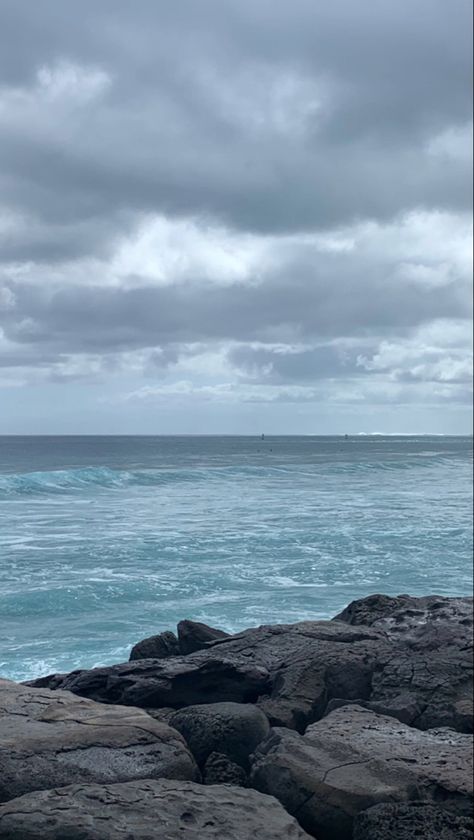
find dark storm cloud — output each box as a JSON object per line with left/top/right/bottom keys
{"left": 1, "top": 250, "right": 469, "bottom": 358}
{"left": 0, "top": 0, "right": 472, "bottom": 253}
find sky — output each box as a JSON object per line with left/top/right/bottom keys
{"left": 0, "top": 0, "right": 472, "bottom": 435}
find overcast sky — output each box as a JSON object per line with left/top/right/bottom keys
{"left": 0, "top": 0, "right": 472, "bottom": 434}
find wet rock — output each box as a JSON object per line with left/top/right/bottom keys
{"left": 203, "top": 752, "right": 248, "bottom": 786}
{"left": 353, "top": 802, "right": 474, "bottom": 840}
{"left": 0, "top": 679, "right": 198, "bottom": 803}
{"left": 129, "top": 630, "right": 179, "bottom": 660}
{"left": 250, "top": 705, "right": 473, "bottom": 840}
{"left": 0, "top": 778, "right": 313, "bottom": 840}
{"left": 177, "top": 619, "right": 230, "bottom": 654}
{"left": 170, "top": 701, "right": 270, "bottom": 768}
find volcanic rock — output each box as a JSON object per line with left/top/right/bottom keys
{"left": 250, "top": 705, "right": 473, "bottom": 840}
{"left": 334, "top": 593, "right": 473, "bottom": 646}
{"left": 129, "top": 630, "right": 179, "bottom": 660}
{"left": 27, "top": 621, "right": 390, "bottom": 732}
{"left": 170, "top": 701, "right": 270, "bottom": 768}
{"left": 27, "top": 656, "right": 271, "bottom": 708}
{"left": 203, "top": 752, "right": 248, "bottom": 786}
{"left": 353, "top": 802, "right": 474, "bottom": 840}
{"left": 0, "top": 679, "right": 198, "bottom": 803}
{"left": 177, "top": 619, "right": 230, "bottom": 654}
{"left": 0, "top": 778, "right": 313, "bottom": 840}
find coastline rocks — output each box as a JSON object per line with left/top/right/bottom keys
{"left": 7, "top": 595, "right": 474, "bottom": 839}
{"left": 170, "top": 702, "right": 270, "bottom": 768}
{"left": 26, "top": 606, "right": 473, "bottom": 735}
{"left": 369, "top": 646, "right": 473, "bottom": 732}
{"left": 332, "top": 594, "right": 474, "bottom": 732}
{"left": 28, "top": 657, "right": 270, "bottom": 708}
{"left": 27, "top": 621, "right": 390, "bottom": 732}
{"left": 129, "top": 630, "right": 179, "bottom": 661}
{"left": 203, "top": 752, "right": 248, "bottom": 786}
{"left": 250, "top": 705, "right": 473, "bottom": 840}
{"left": 334, "top": 593, "right": 473, "bottom": 645}
{"left": 0, "top": 679, "right": 198, "bottom": 803}
{"left": 0, "top": 778, "right": 313, "bottom": 840}
{"left": 177, "top": 619, "right": 230, "bottom": 654}
{"left": 128, "top": 621, "right": 229, "bottom": 662}
{"left": 353, "top": 802, "right": 474, "bottom": 840}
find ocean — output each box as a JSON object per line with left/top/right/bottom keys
{"left": 0, "top": 435, "right": 472, "bottom": 682}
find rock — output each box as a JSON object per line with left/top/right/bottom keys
{"left": 170, "top": 701, "right": 270, "bottom": 768}
{"left": 369, "top": 646, "right": 473, "bottom": 732}
{"left": 250, "top": 705, "right": 473, "bottom": 840}
{"left": 0, "top": 778, "right": 313, "bottom": 840}
{"left": 27, "top": 656, "right": 271, "bottom": 708}
{"left": 334, "top": 593, "right": 473, "bottom": 647}
{"left": 177, "top": 619, "right": 230, "bottom": 654}
{"left": 27, "top": 621, "right": 389, "bottom": 732}
{"left": 333, "top": 595, "right": 474, "bottom": 732}
{"left": 26, "top": 603, "right": 472, "bottom": 734}
{"left": 203, "top": 752, "right": 248, "bottom": 786}
{"left": 144, "top": 706, "right": 176, "bottom": 725}
{"left": 0, "top": 679, "right": 198, "bottom": 803}
{"left": 353, "top": 802, "right": 474, "bottom": 840}
{"left": 129, "top": 630, "right": 179, "bottom": 660}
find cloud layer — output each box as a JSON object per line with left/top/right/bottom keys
{"left": 0, "top": 0, "right": 472, "bottom": 432}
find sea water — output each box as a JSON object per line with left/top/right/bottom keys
{"left": 0, "top": 435, "right": 472, "bottom": 682}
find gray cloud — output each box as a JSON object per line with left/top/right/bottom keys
{"left": 0, "top": 0, "right": 472, "bottom": 244}
{"left": 0, "top": 0, "right": 472, "bottom": 431}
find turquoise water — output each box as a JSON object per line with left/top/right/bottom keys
{"left": 0, "top": 435, "right": 472, "bottom": 682}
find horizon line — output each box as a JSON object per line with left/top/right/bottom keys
{"left": 0, "top": 433, "right": 471, "bottom": 439}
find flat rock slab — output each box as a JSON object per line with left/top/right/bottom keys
{"left": 29, "top": 655, "right": 271, "bottom": 709}
{"left": 0, "top": 779, "right": 313, "bottom": 840}
{"left": 0, "top": 679, "right": 198, "bottom": 803}
{"left": 353, "top": 802, "right": 474, "bottom": 840}
{"left": 251, "top": 705, "right": 473, "bottom": 840}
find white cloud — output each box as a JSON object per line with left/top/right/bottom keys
{"left": 110, "top": 215, "right": 269, "bottom": 287}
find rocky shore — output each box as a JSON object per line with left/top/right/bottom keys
{"left": 0, "top": 593, "right": 472, "bottom": 839}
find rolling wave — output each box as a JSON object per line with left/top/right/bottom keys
{"left": 0, "top": 452, "right": 463, "bottom": 498}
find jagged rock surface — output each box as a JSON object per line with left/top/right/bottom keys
{"left": 0, "top": 679, "right": 198, "bottom": 803}
{"left": 353, "top": 802, "right": 474, "bottom": 840}
{"left": 0, "top": 779, "right": 313, "bottom": 840}
{"left": 203, "top": 752, "right": 248, "bottom": 786}
{"left": 170, "top": 701, "right": 270, "bottom": 768}
{"left": 17, "top": 595, "right": 474, "bottom": 838}
{"left": 129, "top": 630, "right": 180, "bottom": 661}
{"left": 28, "top": 656, "right": 271, "bottom": 709}
{"left": 250, "top": 705, "right": 473, "bottom": 840}
{"left": 334, "top": 593, "right": 473, "bottom": 645}
{"left": 333, "top": 593, "right": 474, "bottom": 732}
{"left": 29, "top": 621, "right": 391, "bottom": 732}
{"left": 177, "top": 619, "right": 230, "bottom": 654}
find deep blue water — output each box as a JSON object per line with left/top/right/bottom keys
{"left": 0, "top": 435, "right": 472, "bottom": 682}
